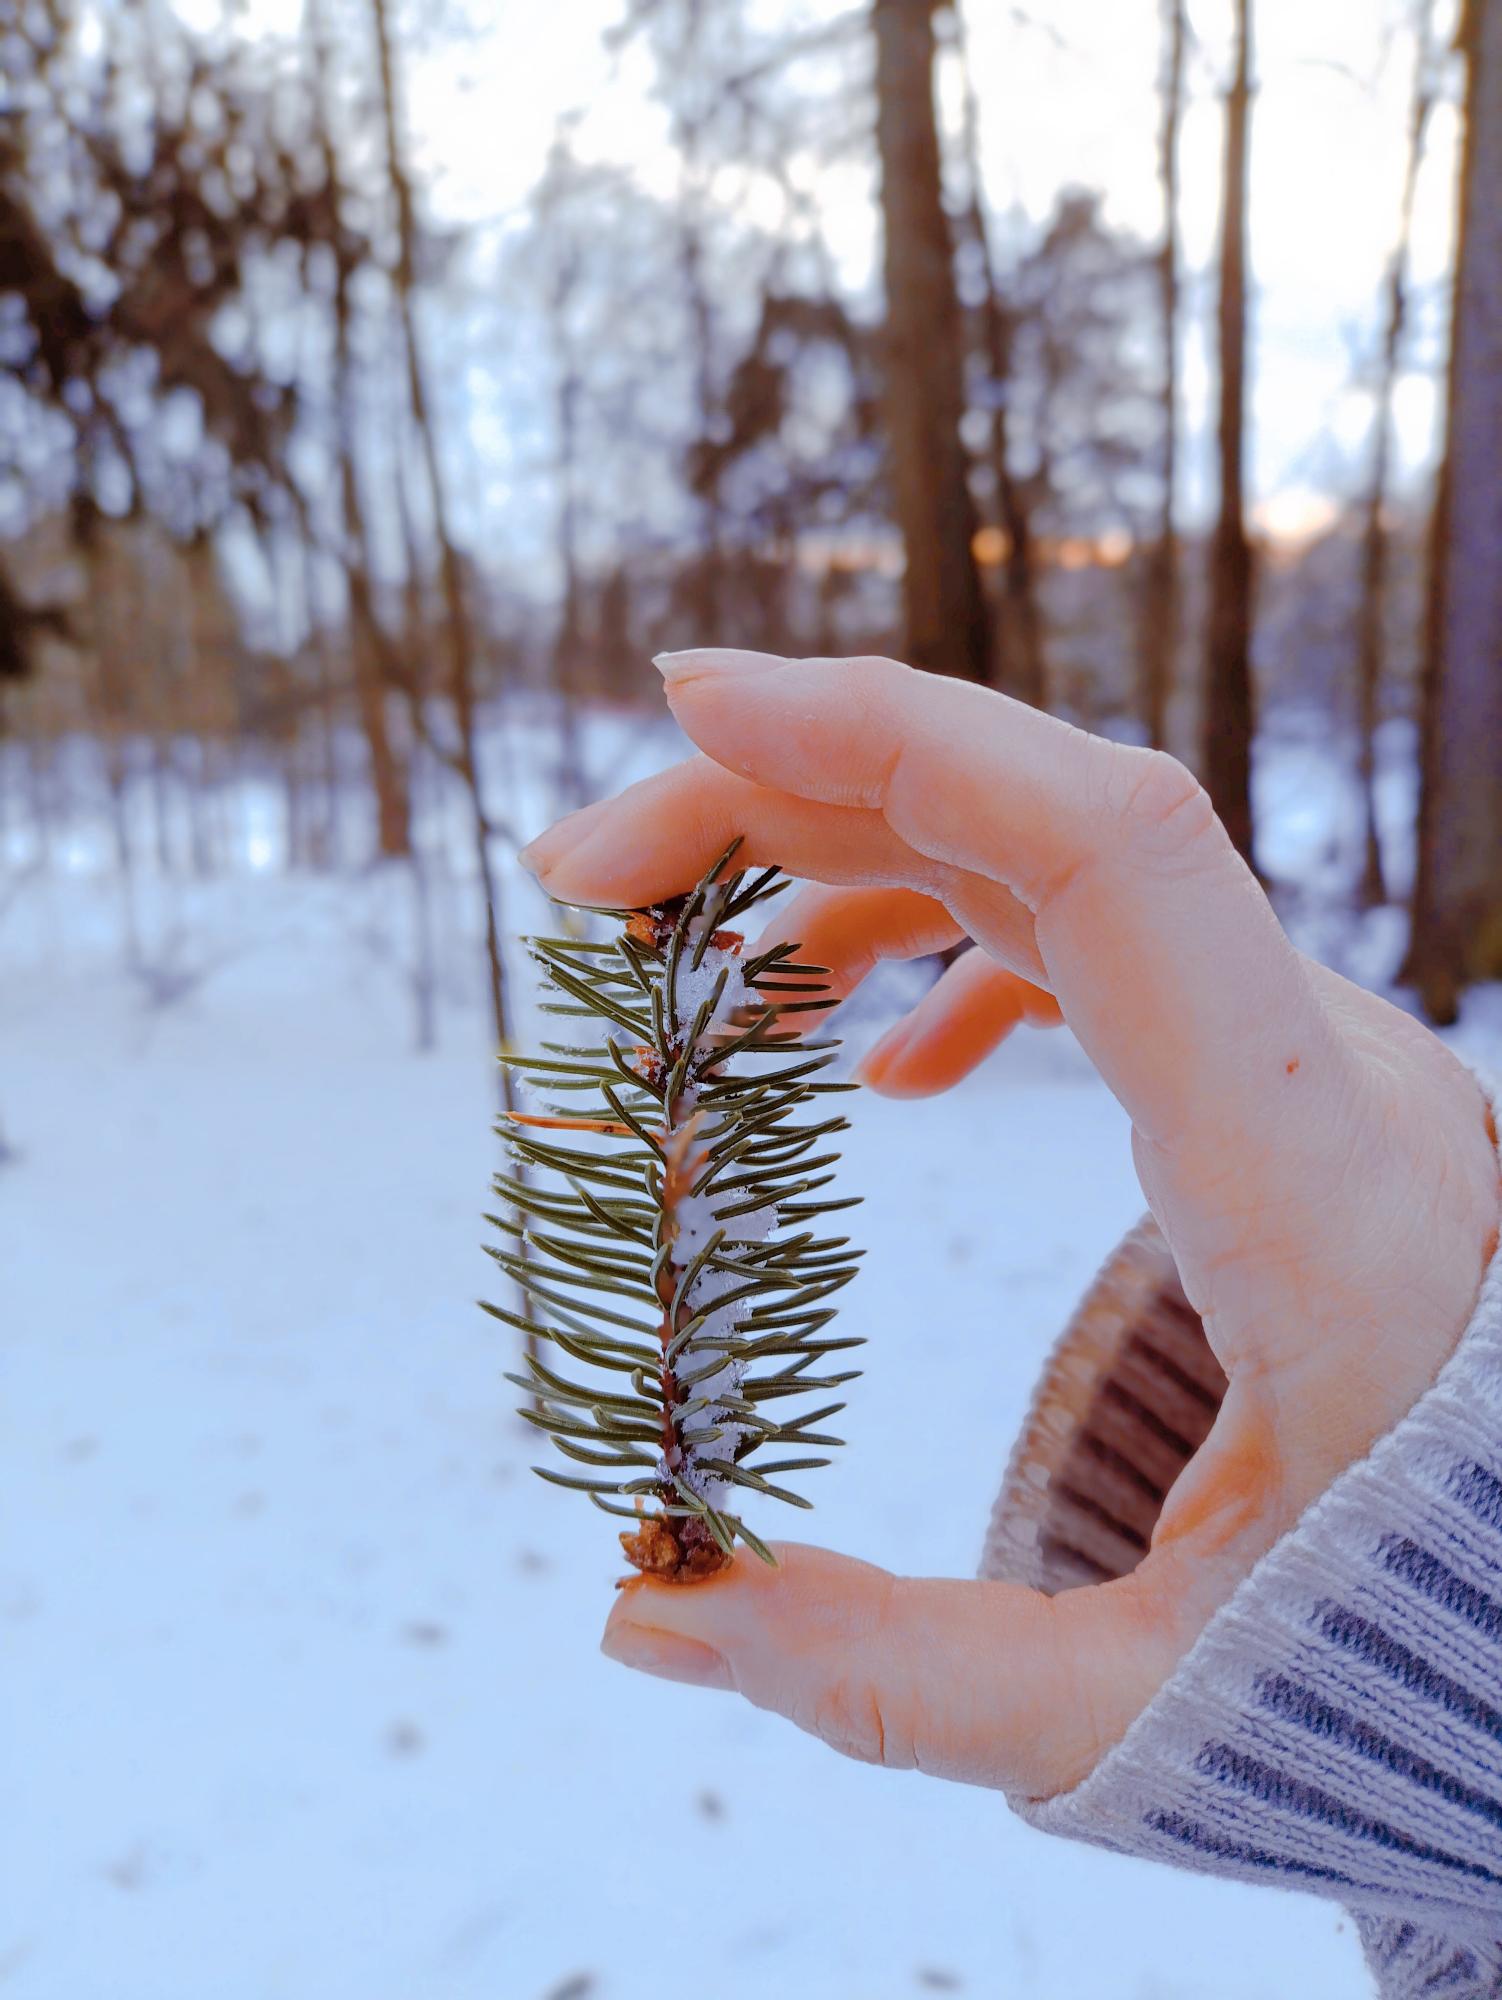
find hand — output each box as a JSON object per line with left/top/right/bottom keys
{"left": 519, "top": 649, "right": 1501, "bottom": 1800}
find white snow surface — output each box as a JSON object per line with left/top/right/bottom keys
{"left": 4, "top": 712, "right": 1496, "bottom": 2000}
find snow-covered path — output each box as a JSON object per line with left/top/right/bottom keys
{"left": 0, "top": 855, "right": 1381, "bottom": 2000}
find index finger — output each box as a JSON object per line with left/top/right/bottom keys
{"left": 524, "top": 651, "right": 1338, "bottom": 1151}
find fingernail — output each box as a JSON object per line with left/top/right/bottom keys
{"left": 519, "top": 801, "right": 606, "bottom": 879}
{"left": 652, "top": 648, "right": 788, "bottom": 685}
{"left": 857, "top": 1019, "right": 914, "bottom": 1088}
{"left": 601, "top": 1623, "right": 735, "bottom": 1690}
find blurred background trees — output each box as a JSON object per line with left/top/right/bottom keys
{"left": 1202, "top": 0, "right": 1255, "bottom": 865}
{"left": 2, "top": 0, "right": 1498, "bottom": 1025}
{"left": 1406, "top": 0, "right": 1502, "bottom": 1021}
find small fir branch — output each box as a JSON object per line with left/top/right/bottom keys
{"left": 487, "top": 839, "right": 864, "bottom": 1584}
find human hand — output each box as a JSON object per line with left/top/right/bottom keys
{"left": 519, "top": 649, "right": 1500, "bottom": 1800}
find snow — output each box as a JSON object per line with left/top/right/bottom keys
{"left": 3, "top": 713, "right": 1496, "bottom": 2000}
{"left": 671, "top": 1187, "right": 776, "bottom": 1261}
{"left": 656, "top": 925, "right": 789, "bottom": 1508}
{"left": 670, "top": 1262, "right": 754, "bottom": 1451}
{"left": 670, "top": 939, "right": 749, "bottom": 1040}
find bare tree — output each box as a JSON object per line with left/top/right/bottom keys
{"left": 1353, "top": 0, "right": 1438, "bottom": 908}
{"left": 870, "top": 0, "right": 990, "bottom": 682}
{"left": 1202, "top": 0, "right": 1256, "bottom": 864}
{"left": 547, "top": 238, "right": 588, "bottom": 793}
{"left": 1406, "top": 0, "right": 1502, "bottom": 1020}
{"left": 530, "top": 136, "right": 607, "bottom": 803}
{"left": 675, "top": 118, "right": 729, "bottom": 639}
{"left": 369, "top": 0, "right": 514, "bottom": 1069}
{"left": 951, "top": 3, "right": 1046, "bottom": 706}
{"left": 307, "top": 0, "right": 413, "bottom": 862}
{"left": 1140, "top": 0, "right": 1186, "bottom": 752}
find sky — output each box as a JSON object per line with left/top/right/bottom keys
{"left": 421, "top": 0, "right": 1464, "bottom": 541}
{"left": 189, "top": 0, "right": 1467, "bottom": 550}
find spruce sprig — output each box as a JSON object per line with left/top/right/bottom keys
{"left": 487, "top": 839, "right": 864, "bottom": 1583}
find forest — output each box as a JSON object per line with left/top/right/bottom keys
{"left": 4, "top": 0, "right": 1500, "bottom": 1046}
{"left": 4, "top": 5, "right": 1501, "bottom": 1997}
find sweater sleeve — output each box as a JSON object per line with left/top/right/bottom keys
{"left": 979, "top": 1070, "right": 1502, "bottom": 1999}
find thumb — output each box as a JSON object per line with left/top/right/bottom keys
{"left": 600, "top": 1542, "right": 1186, "bottom": 1796}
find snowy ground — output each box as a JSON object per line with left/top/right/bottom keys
{"left": 3, "top": 711, "right": 1497, "bottom": 2000}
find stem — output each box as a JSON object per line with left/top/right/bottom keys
{"left": 654, "top": 1074, "right": 701, "bottom": 1489}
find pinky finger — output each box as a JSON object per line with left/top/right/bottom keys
{"left": 857, "top": 950, "right": 1063, "bottom": 1098}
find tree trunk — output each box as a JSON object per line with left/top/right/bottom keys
{"left": 297, "top": 525, "right": 344, "bottom": 870}
{"left": 550, "top": 255, "right": 587, "bottom": 807}
{"left": 952, "top": 3, "right": 1046, "bottom": 706}
{"left": 370, "top": 0, "right": 515, "bottom": 1078}
{"left": 871, "top": 0, "right": 991, "bottom": 683}
{"left": 1354, "top": 0, "right": 1436, "bottom": 910}
{"left": 350, "top": 620, "right": 411, "bottom": 860}
{"left": 1405, "top": 0, "right": 1502, "bottom": 1021}
{"left": 679, "top": 205, "right": 727, "bottom": 640}
{"left": 282, "top": 734, "right": 308, "bottom": 871}
{"left": 1140, "top": 0, "right": 1185, "bottom": 753}
{"left": 308, "top": 0, "right": 411, "bottom": 863}
{"left": 186, "top": 733, "right": 214, "bottom": 879}
{"left": 77, "top": 512, "right": 144, "bottom": 967}
{"left": 1202, "top": 0, "right": 1256, "bottom": 865}
{"left": 21, "top": 716, "right": 56, "bottom": 868}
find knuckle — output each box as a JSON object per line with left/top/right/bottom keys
{"left": 808, "top": 1673, "right": 894, "bottom": 1766}
{"left": 1107, "top": 748, "right": 1219, "bottom": 861}
{"left": 836, "top": 653, "right": 905, "bottom": 698}
{"left": 799, "top": 1572, "right": 918, "bottom": 1770}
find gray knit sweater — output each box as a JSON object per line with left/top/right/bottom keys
{"left": 979, "top": 1072, "right": 1502, "bottom": 1999}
